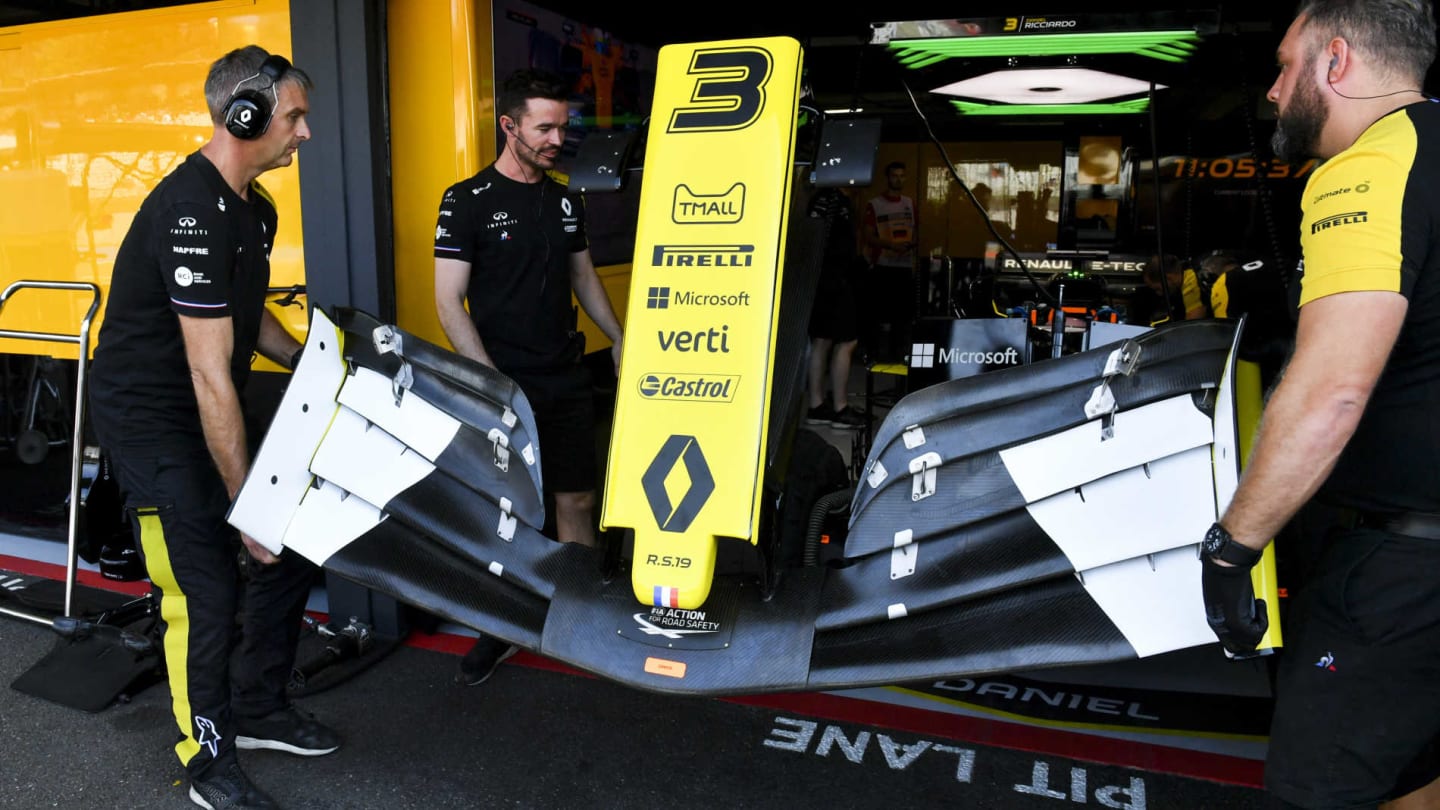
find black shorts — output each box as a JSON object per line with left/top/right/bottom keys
{"left": 808, "top": 273, "right": 859, "bottom": 342}
{"left": 1265, "top": 526, "right": 1440, "bottom": 808}
{"left": 508, "top": 364, "right": 597, "bottom": 495}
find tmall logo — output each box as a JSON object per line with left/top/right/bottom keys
{"left": 646, "top": 286, "right": 751, "bottom": 309}
{"left": 637, "top": 373, "right": 738, "bottom": 403}
{"left": 652, "top": 244, "right": 754, "bottom": 268}
{"left": 910, "top": 344, "right": 1021, "bottom": 368}
{"left": 642, "top": 435, "right": 715, "bottom": 533}
{"left": 672, "top": 183, "right": 746, "bottom": 224}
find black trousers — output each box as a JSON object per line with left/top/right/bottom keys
{"left": 105, "top": 440, "right": 316, "bottom": 779}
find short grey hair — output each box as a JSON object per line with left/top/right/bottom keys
{"left": 203, "top": 45, "right": 313, "bottom": 125}
{"left": 1295, "top": 0, "right": 1437, "bottom": 84}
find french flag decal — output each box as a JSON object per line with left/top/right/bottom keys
{"left": 653, "top": 586, "right": 680, "bottom": 607}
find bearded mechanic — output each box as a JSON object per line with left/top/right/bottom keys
{"left": 1197, "top": 1, "right": 1440, "bottom": 807}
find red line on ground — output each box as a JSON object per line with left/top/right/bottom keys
{"left": 1, "top": 554, "right": 152, "bottom": 598}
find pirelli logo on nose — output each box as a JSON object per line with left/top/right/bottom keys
{"left": 652, "top": 244, "right": 754, "bottom": 267}
{"left": 641, "top": 435, "right": 715, "bottom": 533}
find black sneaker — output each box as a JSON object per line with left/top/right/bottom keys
{"left": 804, "top": 404, "right": 834, "bottom": 425}
{"left": 830, "top": 406, "right": 865, "bottom": 430}
{"left": 457, "top": 635, "right": 518, "bottom": 686}
{"left": 235, "top": 705, "right": 340, "bottom": 757}
{"left": 189, "top": 762, "right": 279, "bottom": 809}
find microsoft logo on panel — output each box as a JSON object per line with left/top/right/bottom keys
{"left": 647, "top": 287, "right": 670, "bottom": 309}
{"left": 910, "top": 343, "right": 936, "bottom": 368}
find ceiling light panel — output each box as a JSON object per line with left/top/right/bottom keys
{"left": 933, "top": 68, "right": 1162, "bottom": 105}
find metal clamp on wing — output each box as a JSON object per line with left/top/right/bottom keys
{"left": 390, "top": 360, "right": 413, "bottom": 407}
{"left": 497, "top": 496, "right": 516, "bottom": 542}
{"left": 891, "top": 529, "right": 916, "bottom": 580}
{"left": 488, "top": 428, "right": 510, "bottom": 473}
{"left": 909, "top": 451, "right": 941, "bottom": 502}
{"left": 1084, "top": 339, "right": 1142, "bottom": 440}
{"left": 373, "top": 323, "right": 402, "bottom": 356}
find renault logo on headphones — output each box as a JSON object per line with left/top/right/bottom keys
{"left": 641, "top": 435, "right": 715, "bottom": 533}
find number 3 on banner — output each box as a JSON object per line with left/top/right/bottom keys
{"left": 667, "top": 47, "right": 773, "bottom": 133}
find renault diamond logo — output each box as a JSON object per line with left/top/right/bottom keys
{"left": 642, "top": 435, "right": 714, "bottom": 533}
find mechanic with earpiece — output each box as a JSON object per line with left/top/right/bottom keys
{"left": 433, "top": 69, "right": 625, "bottom": 688}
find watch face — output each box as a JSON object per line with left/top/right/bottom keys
{"left": 1202, "top": 526, "right": 1225, "bottom": 556}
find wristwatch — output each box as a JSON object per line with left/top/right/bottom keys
{"left": 1201, "top": 522, "right": 1263, "bottom": 567}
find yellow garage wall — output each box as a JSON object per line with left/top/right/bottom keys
{"left": 0, "top": 0, "right": 301, "bottom": 360}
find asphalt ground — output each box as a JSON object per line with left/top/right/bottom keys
{"left": 0, "top": 613, "right": 1270, "bottom": 810}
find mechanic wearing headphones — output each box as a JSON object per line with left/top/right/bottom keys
{"left": 433, "top": 68, "right": 624, "bottom": 687}
{"left": 1200, "top": 1, "right": 1440, "bottom": 806}
{"left": 89, "top": 45, "right": 338, "bottom": 810}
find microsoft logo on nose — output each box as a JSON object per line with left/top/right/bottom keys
{"left": 647, "top": 287, "right": 670, "bottom": 309}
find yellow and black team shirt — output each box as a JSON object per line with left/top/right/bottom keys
{"left": 1299, "top": 100, "right": 1440, "bottom": 513}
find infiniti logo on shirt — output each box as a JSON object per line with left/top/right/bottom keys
{"left": 493, "top": 211, "right": 509, "bottom": 220}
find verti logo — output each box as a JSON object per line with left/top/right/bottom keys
{"left": 657, "top": 325, "right": 730, "bottom": 353}
{"left": 642, "top": 435, "right": 715, "bottom": 533}
{"left": 652, "top": 245, "right": 754, "bottom": 267}
{"left": 672, "top": 183, "right": 746, "bottom": 224}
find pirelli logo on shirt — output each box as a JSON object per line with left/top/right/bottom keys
{"left": 1311, "top": 211, "right": 1368, "bottom": 234}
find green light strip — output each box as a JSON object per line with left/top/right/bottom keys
{"left": 950, "top": 98, "right": 1152, "bottom": 116}
{"left": 891, "top": 30, "right": 1200, "bottom": 66}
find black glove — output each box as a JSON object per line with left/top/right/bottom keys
{"left": 1201, "top": 555, "right": 1269, "bottom": 655}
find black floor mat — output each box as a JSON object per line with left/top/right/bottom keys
{"left": 11, "top": 627, "right": 164, "bottom": 713}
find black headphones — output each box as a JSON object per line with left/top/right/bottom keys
{"left": 224, "top": 54, "right": 291, "bottom": 140}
